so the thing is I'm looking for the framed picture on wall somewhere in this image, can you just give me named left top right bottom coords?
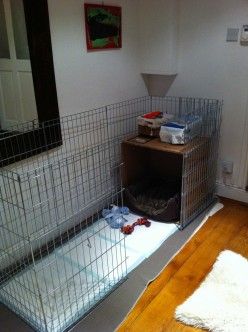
left=84, top=3, right=122, bottom=50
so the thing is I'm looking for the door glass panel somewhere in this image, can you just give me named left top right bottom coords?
left=10, top=0, right=30, bottom=59
left=0, top=0, right=10, bottom=58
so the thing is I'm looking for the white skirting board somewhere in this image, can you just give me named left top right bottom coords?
left=217, top=183, right=248, bottom=203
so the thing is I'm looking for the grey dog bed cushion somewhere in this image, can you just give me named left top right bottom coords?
left=125, top=178, right=181, bottom=222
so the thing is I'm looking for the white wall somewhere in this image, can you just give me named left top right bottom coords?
left=47, top=0, right=248, bottom=201
left=138, top=0, right=178, bottom=74
left=48, top=0, right=146, bottom=115
left=168, top=0, right=248, bottom=201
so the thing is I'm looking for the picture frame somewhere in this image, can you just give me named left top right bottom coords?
left=84, top=3, right=122, bottom=50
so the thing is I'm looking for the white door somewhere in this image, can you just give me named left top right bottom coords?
left=0, top=0, right=37, bottom=130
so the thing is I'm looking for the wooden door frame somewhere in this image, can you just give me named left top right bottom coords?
left=23, top=0, right=60, bottom=122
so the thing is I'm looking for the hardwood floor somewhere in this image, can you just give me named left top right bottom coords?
left=117, top=198, right=248, bottom=332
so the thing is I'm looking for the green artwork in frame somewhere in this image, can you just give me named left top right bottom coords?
left=84, top=3, right=122, bottom=50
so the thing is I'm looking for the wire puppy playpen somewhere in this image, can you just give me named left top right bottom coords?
left=0, top=96, right=222, bottom=331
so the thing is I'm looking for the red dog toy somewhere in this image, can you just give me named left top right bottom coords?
left=121, top=217, right=151, bottom=235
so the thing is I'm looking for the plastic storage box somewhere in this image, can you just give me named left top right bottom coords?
left=137, top=111, right=171, bottom=137
left=159, top=115, right=202, bottom=145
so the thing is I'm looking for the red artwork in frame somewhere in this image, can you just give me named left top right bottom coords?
left=84, top=3, right=122, bottom=50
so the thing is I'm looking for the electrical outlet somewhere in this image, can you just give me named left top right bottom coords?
left=226, top=28, right=239, bottom=42
left=221, top=160, right=233, bottom=174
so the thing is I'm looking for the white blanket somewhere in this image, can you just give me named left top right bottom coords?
left=175, top=250, right=248, bottom=332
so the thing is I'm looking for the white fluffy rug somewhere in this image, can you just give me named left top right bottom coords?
left=175, top=250, right=248, bottom=332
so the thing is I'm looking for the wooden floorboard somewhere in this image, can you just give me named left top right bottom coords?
left=117, top=198, right=248, bottom=332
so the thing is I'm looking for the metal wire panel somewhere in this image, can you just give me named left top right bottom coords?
left=0, top=95, right=222, bottom=331
left=0, top=191, right=127, bottom=332
left=0, top=158, right=127, bottom=332
left=151, top=96, right=222, bottom=229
